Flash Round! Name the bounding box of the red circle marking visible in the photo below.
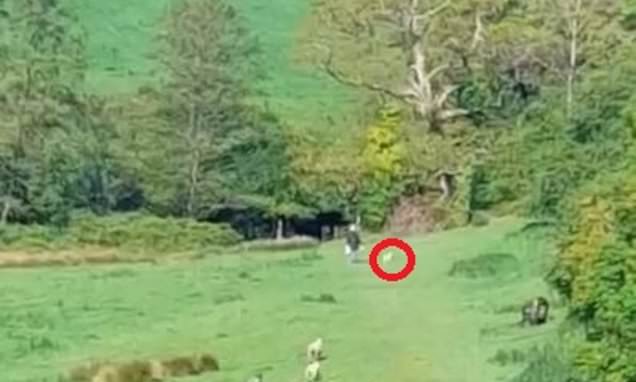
[368,237,416,282]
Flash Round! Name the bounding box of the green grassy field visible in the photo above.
[69,0,358,133]
[1,217,562,382]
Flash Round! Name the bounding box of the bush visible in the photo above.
[0,212,242,253]
[469,210,490,227]
[549,159,636,382]
[242,236,319,252]
[358,107,408,231]
[512,344,578,382]
[66,212,241,252]
[0,224,65,250]
[488,348,527,366]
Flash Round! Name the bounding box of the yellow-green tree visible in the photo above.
[550,159,636,382]
[358,107,407,230]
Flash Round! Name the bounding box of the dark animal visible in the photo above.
[520,296,549,326]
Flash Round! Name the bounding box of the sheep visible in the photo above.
[246,373,263,382]
[149,359,165,381]
[382,251,394,264]
[306,337,323,362]
[91,365,119,382]
[304,361,321,382]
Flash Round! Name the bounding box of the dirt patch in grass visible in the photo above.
[63,353,219,382]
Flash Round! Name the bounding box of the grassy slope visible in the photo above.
[70,0,357,133]
[2,218,561,382]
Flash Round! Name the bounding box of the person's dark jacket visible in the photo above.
[345,230,361,251]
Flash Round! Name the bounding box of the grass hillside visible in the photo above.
[1,218,561,382]
[69,0,357,132]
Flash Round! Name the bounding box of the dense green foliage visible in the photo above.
[357,107,407,229]
[546,154,636,382]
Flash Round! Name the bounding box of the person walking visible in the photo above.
[344,224,361,264]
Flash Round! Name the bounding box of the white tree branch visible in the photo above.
[317,44,408,101]
[469,11,484,52]
[426,63,449,82]
[438,108,470,121]
[415,0,450,22]
[435,85,459,108]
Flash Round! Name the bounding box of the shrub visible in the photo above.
[0,212,242,253]
[488,348,527,366]
[512,344,578,382]
[0,224,65,250]
[242,236,319,252]
[358,107,407,231]
[66,212,241,252]
[548,159,636,382]
[469,210,490,227]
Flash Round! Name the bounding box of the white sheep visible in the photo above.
[91,365,118,382]
[306,337,323,362]
[246,373,263,382]
[304,361,321,382]
[382,251,394,264]
[149,359,165,380]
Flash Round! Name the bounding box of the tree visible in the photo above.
[358,107,407,229]
[215,111,313,240]
[0,0,87,224]
[288,128,362,217]
[541,0,630,121]
[299,0,499,134]
[625,0,636,29]
[549,160,636,382]
[146,0,258,217]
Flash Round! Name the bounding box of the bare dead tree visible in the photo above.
[549,0,618,122]
[317,0,485,134]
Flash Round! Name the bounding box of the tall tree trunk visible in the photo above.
[186,102,200,217]
[186,148,200,217]
[566,0,581,121]
[1,200,10,225]
[275,217,284,240]
[15,66,34,158]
